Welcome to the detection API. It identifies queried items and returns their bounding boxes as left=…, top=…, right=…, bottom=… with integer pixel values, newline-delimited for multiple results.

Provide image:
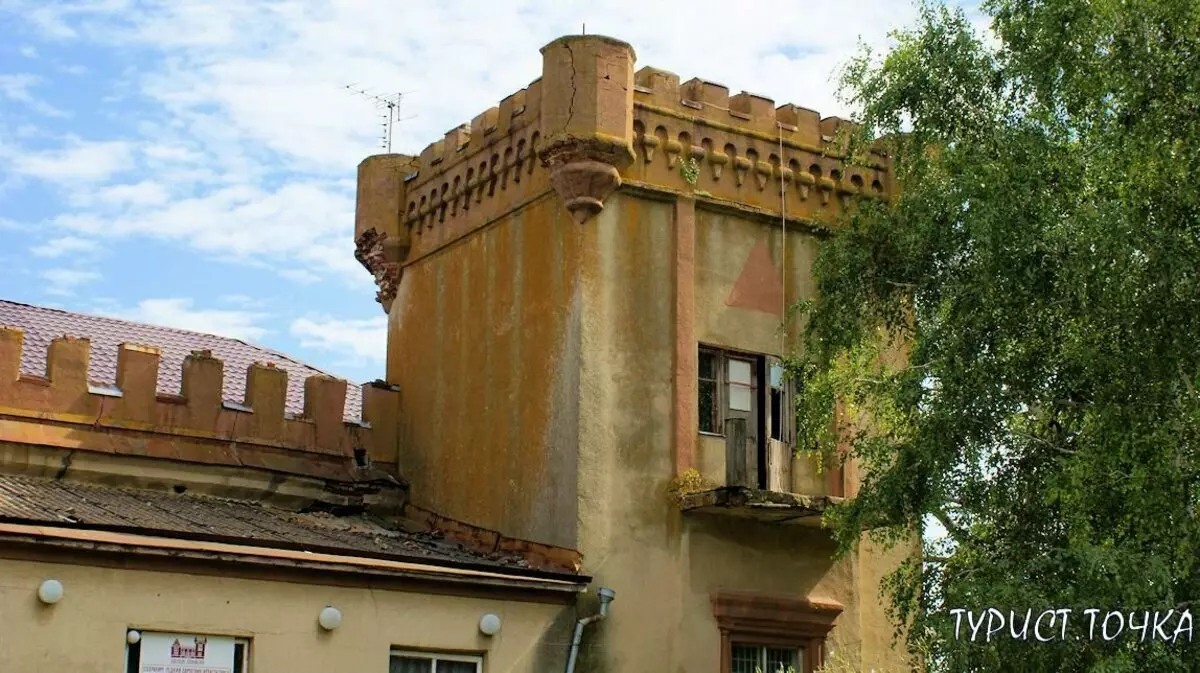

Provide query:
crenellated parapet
left=0, top=327, right=400, bottom=484
left=353, top=34, right=892, bottom=309
left=626, top=67, right=891, bottom=221
left=353, top=83, right=551, bottom=311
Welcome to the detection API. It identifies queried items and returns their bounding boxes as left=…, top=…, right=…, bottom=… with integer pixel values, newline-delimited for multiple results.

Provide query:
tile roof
left=0, top=299, right=362, bottom=422
left=0, top=474, right=558, bottom=574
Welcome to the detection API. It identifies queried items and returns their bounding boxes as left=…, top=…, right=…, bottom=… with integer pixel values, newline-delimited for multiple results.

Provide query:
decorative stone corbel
left=641, top=134, right=661, bottom=162
left=818, top=176, right=836, bottom=205
left=665, top=139, right=682, bottom=168
left=754, top=161, right=772, bottom=191
left=733, top=156, right=752, bottom=187
left=540, top=136, right=634, bottom=224
left=796, top=171, right=815, bottom=200
left=708, top=151, right=729, bottom=180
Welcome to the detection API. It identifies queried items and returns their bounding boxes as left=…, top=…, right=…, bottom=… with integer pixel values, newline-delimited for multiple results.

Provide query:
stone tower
left=354, top=34, right=907, bottom=673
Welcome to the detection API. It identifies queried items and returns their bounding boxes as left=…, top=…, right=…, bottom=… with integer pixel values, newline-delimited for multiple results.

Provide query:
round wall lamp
left=318, top=606, right=343, bottom=631
left=479, top=613, right=502, bottom=636
left=127, top=630, right=142, bottom=645
left=37, top=579, right=63, bottom=605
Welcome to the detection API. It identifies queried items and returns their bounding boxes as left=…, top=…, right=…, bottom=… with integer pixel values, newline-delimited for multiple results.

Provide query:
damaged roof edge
left=0, top=522, right=590, bottom=593
left=0, top=518, right=588, bottom=584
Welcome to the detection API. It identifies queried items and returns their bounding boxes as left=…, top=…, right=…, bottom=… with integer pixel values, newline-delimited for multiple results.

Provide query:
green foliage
left=680, top=156, right=700, bottom=184
left=792, top=0, right=1200, bottom=670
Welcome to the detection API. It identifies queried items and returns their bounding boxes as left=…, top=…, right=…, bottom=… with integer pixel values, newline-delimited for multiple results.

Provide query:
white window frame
left=390, top=649, right=483, bottom=673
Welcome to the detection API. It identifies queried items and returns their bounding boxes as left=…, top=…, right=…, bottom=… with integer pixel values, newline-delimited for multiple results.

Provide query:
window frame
left=731, top=641, right=804, bottom=673
left=698, top=347, right=724, bottom=436
left=698, top=345, right=768, bottom=438
left=725, top=356, right=756, bottom=413
left=711, top=592, right=842, bottom=673
left=390, top=649, right=484, bottom=673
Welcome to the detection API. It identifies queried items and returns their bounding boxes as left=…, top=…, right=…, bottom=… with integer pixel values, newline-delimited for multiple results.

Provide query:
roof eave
left=0, top=522, right=590, bottom=595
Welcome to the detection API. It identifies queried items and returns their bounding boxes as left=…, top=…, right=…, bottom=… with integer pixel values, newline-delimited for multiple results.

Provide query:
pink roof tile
left=0, top=299, right=362, bottom=422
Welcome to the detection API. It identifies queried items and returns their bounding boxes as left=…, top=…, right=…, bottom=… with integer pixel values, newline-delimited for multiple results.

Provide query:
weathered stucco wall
left=387, top=193, right=582, bottom=549
left=0, top=554, right=573, bottom=673
left=575, top=191, right=685, bottom=670
left=568, top=191, right=909, bottom=672
left=691, top=205, right=830, bottom=494
left=692, top=206, right=817, bottom=356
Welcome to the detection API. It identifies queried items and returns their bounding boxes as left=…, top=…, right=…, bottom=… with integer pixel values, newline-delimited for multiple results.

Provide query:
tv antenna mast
left=343, top=84, right=417, bottom=153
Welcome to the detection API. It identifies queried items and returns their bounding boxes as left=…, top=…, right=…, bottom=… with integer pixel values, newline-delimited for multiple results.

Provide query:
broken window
left=698, top=347, right=760, bottom=437
left=699, top=348, right=798, bottom=492
left=767, top=358, right=796, bottom=444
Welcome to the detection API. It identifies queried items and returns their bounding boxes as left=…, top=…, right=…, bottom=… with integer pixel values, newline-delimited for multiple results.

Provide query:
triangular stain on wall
left=725, top=238, right=784, bottom=315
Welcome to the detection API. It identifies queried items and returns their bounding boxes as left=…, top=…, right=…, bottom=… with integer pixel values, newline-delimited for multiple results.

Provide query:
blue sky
left=0, top=0, right=973, bottom=385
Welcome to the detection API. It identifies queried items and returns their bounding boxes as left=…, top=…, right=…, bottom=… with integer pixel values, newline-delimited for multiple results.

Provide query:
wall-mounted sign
left=138, top=632, right=236, bottom=673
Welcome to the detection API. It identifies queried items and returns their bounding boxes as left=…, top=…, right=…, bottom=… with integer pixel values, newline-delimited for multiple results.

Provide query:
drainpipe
left=564, top=587, right=615, bottom=673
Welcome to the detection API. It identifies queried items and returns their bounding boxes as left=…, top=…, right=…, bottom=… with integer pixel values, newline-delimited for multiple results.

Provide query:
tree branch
left=932, top=509, right=973, bottom=546
left=1010, top=429, right=1077, bottom=456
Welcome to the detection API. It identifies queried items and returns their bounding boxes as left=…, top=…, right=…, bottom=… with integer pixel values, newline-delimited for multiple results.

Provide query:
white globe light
left=479, top=613, right=502, bottom=636
left=127, top=630, right=142, bottom=645
left=318, top=606, right=342, bottom=631
left=37, top=579, right=63, bottom=605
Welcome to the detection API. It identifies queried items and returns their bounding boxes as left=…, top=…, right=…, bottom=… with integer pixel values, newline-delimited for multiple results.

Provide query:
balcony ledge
left=678, top=486, right=841, bottom=525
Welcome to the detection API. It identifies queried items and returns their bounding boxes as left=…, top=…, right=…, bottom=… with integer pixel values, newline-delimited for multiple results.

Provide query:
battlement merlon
left=0, top=327, right=400, bottom=481
left=352, top=34, right=894, bottom=308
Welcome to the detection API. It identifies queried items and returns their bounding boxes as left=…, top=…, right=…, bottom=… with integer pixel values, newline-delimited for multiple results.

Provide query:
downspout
left=564, top=587, right=615, bottom=673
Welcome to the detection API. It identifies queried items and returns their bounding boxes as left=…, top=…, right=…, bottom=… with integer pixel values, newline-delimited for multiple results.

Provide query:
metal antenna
left=344, top=84, right=417, bottom=153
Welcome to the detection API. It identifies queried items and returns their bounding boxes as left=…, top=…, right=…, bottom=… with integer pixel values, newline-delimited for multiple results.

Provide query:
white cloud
left=290, top=314, right=387, bottom=365
left=0, top=73, right=67, bottom=117
left=41, top=268, right=101, bottom=296
left=9, top=137, right=133, bottom=182
left=19, top=45, right=38, bottom=58
left=104, top=298, right=271, bottom=341
left=30, top=235, right=103, bottom=258
left=0, top=74, right=38, bottom=98
left=68, top=180, right=170, bottom=208
left=279, top=268, right=321, bottom=284
left=49, top=180, right=358, bottom=282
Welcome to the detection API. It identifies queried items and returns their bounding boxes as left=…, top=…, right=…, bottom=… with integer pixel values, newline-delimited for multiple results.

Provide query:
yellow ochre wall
left=384, top=186, right=910, bottom=671
left=375, top=30, right=910, bottom=669
left=693, top=207, right=816, bottom=355
left=570, top=193, right=881, bottom=672
left=387, top=192, right=583, bottom=549
left=691, top=206, right=831, bottom=494
left=0, top=555, right=573, bottom=673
